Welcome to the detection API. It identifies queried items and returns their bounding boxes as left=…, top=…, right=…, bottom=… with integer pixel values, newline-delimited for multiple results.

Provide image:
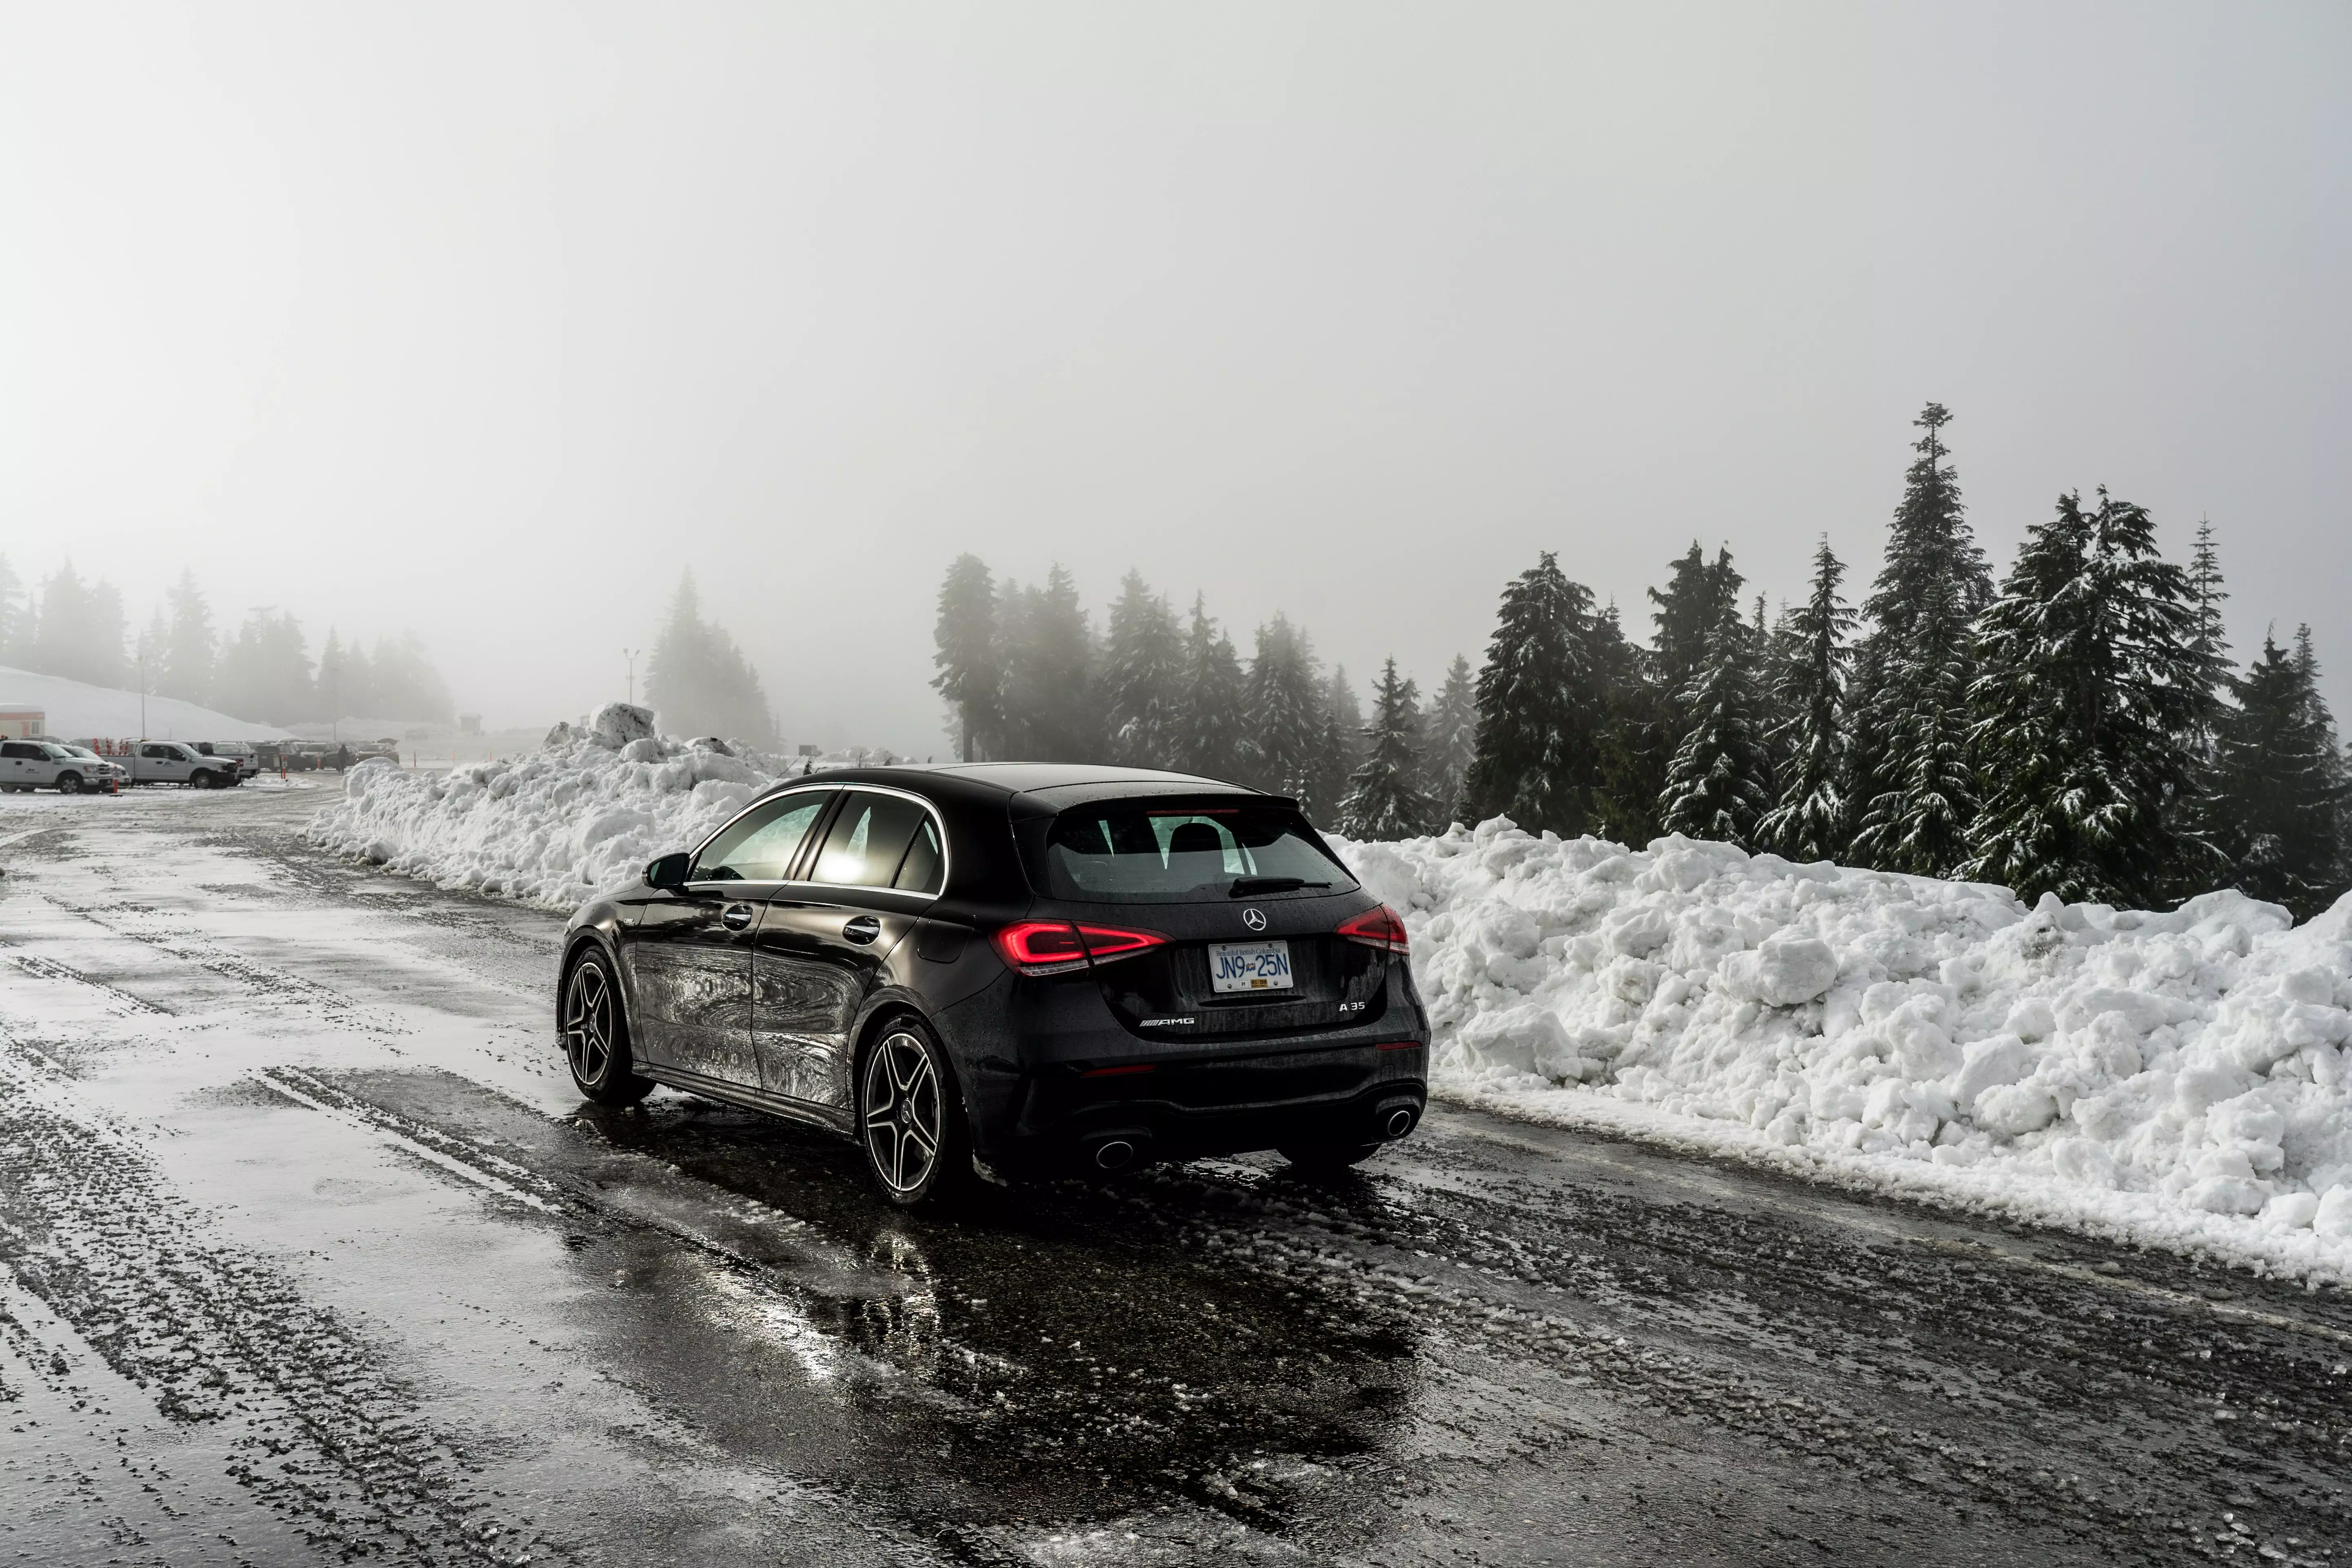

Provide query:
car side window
left=695, top=793, right=831, bottom=883
left=2, top=742, right=37, bottom=760
left=811, top=791, right=937, bottom=890
left=893, top=818, right=944, bottom=894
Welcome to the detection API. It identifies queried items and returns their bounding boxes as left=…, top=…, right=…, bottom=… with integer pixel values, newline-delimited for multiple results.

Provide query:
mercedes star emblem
left=1242, top=907, right=1268, bottom=931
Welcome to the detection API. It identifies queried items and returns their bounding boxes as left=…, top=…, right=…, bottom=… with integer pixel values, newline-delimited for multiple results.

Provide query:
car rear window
left=1035, top=801, right=1356, bottom=903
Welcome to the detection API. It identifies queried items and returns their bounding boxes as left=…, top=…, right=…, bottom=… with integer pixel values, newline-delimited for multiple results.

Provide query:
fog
left=4, top=2, right=2347, bottom=752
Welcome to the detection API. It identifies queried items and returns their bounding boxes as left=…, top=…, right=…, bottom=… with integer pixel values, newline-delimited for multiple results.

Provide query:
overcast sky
left=4, top=2, right=2347, bottom=751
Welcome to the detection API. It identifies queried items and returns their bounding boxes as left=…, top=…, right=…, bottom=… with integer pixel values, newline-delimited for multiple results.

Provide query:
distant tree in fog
left=997, top=566, right=1098, bottom=763
left=1173, top=593, right=1246, bottom=781
left=0, top=555, right=27, bottom=662
left=213, top=610, right=315, bottom=726
left=157, top=570, right=217, bottom=702
left=646, top=571, right=776, bottom=745
left=930, top=554, right=1001, bottom=762
left=1419, top=654, right=1477, bottom=827
left=1100, top=571, right=1186, bottom=768
left=1237, top=613, right=1324, bottom=799
left=365, top=633, right=455, bottom=724
left=21, top=562, right=130, bottom=688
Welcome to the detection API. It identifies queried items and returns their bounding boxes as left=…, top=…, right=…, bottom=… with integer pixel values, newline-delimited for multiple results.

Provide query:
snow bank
left=1331, top=818, right=2352, bottom=1279
left=306, top=704, right=864, bottom=907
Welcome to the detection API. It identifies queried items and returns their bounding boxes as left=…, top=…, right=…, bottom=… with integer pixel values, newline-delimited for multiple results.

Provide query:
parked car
left=557, top=764, right=1429, bottom=1208
left=128, top=741, right=239, bottom=788
left=47, top=742, right=129, bottom=790
left=0, top=739, right=118, bottom=793
left=353, top=737, right=401, bottom=764
left=194, top=741, right=257, bottom=779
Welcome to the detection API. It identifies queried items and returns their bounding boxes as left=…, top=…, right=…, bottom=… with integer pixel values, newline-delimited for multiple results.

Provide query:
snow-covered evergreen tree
left=1173, top=595, right=1246, bottom=782
left=1961, top=490, right=2211, bottom=906
left=1459, top=552, right=1605, bottom=836
left=1755, top=537, right=1853, bottom=862
left=1100, top=571, right=1186, bottom=767
left=2213, top=629, right=2350, bottom=917
left=1304, top=665, right=1366, bottom=818
left=931, top=555, right=1000, bottom=761
left=1658, top=602, right=1772, bottom=846
left=1336, top=658, right=1436, bottom=840
left=1849, top=403, right=1991, bottom=875
left=1237, top=613, right=1325, bottom=795
left=1419, top=654, right=1478, bottom=823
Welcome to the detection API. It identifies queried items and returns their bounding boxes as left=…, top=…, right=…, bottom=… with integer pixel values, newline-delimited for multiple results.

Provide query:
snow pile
left=306, top=704, right=864, bottom=907
left=1333, top=818, right=2352, bottom=1276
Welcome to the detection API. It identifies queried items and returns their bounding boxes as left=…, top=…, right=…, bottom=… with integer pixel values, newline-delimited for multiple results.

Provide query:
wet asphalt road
left=2, top=785, right=2350, bottom=1567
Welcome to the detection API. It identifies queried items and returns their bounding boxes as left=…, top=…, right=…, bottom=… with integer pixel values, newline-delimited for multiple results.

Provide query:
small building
left=0, top=707, right=44, bottom=740
left=458, top=713, right=483, bottom=736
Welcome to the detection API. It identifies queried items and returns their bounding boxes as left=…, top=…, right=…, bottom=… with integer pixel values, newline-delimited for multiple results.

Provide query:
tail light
left=993, top=920, right=1170, bottom=976
left=1336, top=904, right=1410, bottom=955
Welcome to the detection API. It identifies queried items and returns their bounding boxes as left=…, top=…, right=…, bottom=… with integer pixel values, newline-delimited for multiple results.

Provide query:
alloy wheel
left=562, top=960, right=614, bottom=1086
left=862, top=1031, right=942, bottom=1196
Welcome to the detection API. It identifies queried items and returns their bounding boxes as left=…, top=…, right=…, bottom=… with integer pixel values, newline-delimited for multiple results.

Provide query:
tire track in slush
left=0, top=1050, right=560, bottom=1567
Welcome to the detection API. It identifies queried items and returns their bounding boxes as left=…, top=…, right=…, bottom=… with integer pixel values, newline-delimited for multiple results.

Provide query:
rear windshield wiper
left=1228, top=876, right=1330, bottom=896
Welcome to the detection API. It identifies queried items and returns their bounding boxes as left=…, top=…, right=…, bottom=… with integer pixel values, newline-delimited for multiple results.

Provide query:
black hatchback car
left=557, top=764, right=1429, bottom=1206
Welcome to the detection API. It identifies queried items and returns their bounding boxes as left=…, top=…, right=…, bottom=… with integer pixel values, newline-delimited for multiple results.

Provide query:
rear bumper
left=987, top=1051, right=1428, bottom=1174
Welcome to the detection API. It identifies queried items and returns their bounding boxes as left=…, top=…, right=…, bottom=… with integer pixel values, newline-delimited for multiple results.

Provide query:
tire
left=560, top=948, right=654, bottom=1106
left=858, top=1017, right=972, bottom=1208
left=1279, top=1142, right=1384, bottom=1173
left=55, top=772, right=82, bottom=795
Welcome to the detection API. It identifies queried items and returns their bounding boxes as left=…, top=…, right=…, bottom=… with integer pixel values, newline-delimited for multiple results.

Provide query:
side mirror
left=644, top=851, right=691, bottom=891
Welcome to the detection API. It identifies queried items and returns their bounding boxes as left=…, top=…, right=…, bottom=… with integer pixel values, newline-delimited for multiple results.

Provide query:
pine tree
left=1849, top=403, right=1992, bottom=875
left=1419, top=654, right=1478, bottom=826
left=213, top=610, right=314, bottom=726
left=1459, top=552, right=1605, bottom=836
left=645, top=571, right=778, bottom=743
left=1336, top=659, right=1437, bottom=840
left=1962, top=490, right=2212, bottom=906
left=1237, top=613, right=1325, bottom=796
left=1659, top=601, right=1772, bottom=846
left=1100, top=571, right=1186, bottom=768
left=157, top=570, right=216, bottom=703
left=1173, top=594, right=1247, bottom=781
left=1304, top=665, right=1366, bottom=818
left=365, top=633, right=455, bottom=722
left=24, top=562, right=131, bottom=688
left=2212, top=630, right=2350, bottom=917
left=315, top=628, right=361, bottom=722
left=0, top=555, right=24, bottom=660
left=1755, top=538, right=1854, bottom=861
left=998, top=566, right=1098, bottom=762
left=930, top=554, right=1000, bottom=762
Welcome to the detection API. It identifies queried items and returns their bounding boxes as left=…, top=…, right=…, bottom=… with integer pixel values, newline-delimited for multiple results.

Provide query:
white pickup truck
left=0, top=739, right=120, bottom=793
left=128, top=741, right=240, bottom=789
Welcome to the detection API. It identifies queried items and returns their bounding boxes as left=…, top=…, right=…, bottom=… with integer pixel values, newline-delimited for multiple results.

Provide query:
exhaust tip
left=1093, top=1139, right=1135, bottom=1172
left=1384, top=1108, right=1416, bottom=1139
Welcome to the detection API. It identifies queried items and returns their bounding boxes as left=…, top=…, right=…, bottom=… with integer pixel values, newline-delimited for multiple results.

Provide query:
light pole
left=138, top=654, right=147, bottom=743
left=624, top=648, right=638, bottom=706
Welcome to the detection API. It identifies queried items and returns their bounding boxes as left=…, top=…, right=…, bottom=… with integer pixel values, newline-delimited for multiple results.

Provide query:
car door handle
left=721, top=903, right=755, bottom=931
left=843, top=915, right=881, bottom=945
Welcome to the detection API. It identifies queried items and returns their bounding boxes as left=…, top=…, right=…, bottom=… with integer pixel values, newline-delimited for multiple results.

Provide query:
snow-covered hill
left=0, top=665, right=294, bottom=743
left=308, top=711, right=2352, bottom=1277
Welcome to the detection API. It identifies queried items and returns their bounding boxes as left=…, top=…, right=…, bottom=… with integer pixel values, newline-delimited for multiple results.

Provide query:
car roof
left=753, top=762, right=1279, bottom=811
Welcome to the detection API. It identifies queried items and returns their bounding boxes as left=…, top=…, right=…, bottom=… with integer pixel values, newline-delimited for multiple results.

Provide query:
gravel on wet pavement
left=2, top=784, right=2348, bottom=1566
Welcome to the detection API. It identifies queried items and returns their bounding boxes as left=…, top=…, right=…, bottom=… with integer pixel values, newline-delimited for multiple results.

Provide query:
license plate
left=1208, top=939, right=1293, bottom=993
